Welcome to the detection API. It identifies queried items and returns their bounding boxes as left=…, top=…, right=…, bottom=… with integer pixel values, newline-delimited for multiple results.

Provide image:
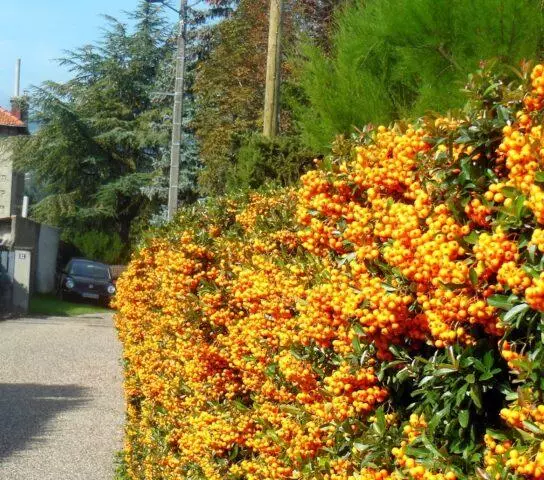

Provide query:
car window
left=69, top=262, right=110, bottom=279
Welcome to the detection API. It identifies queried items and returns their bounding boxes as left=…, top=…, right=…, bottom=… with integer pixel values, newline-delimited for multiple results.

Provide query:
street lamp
left=146, top=0, right=188, bottom=221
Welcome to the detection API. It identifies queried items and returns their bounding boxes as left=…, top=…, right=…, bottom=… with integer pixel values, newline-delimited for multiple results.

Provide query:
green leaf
left=455, top=135, right=472, bottom=144
left=485, top=429, right=509, bottom=441
left=522, top=420, right=544, bottom=435
left=428, top=405, right=450, bottom=430
left=395, top=367, right=411, bottom=383
left=513, top=194, right=527, bottom=218
left=351, top=323, right=365, bottom=336
left=353, top=442, right=370, bottom=452
left=465, top=373, right=476, bottom=384
left=487, top=294, right=514, bottom=310
left=496, top=105, right=511, bottom=124
left=265, top=363, right=277, bottom=375
left=479, top=371, right=494, bottom=381
left=434, top=367, right=458, bottom=376
left=463, top=231, right=479, bottom=245
left=352, top=335, right=362, bottom=355
left=528, top=244, right=537, bottom=263
left=472, top=358, right=486, bottom=373
left=469, top=268, right=478, bottom=287
left=483, top=351, right=494, bottom=369
left=500, top=187, right=519, bottom=199
left=373, top=407, right=386, bottom=436
left=419, top=375, right=435, bottom=386
left=459, top=410, right=470, bottom=428
left=535, top=171, right=544, bottom=183
left=233, top=400, right=250, bottom=412
left=421, top=434, right=444, bottom=459
left=439, top=281, right=468, bottom=291
left=522, top=264, right=540, bottom=279
left=504, top=303, right=530, bottom=323
left=470, top=385, right=483, bottom=409
left=456, top=383, right=469, bottom=406
left=404, top=446, right=429, bottom=458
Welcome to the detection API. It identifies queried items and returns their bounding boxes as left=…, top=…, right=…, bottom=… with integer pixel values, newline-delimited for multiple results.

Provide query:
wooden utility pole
left=167, top=0, right=188, bottom=221
left=263, top=0, right=283, bottom=138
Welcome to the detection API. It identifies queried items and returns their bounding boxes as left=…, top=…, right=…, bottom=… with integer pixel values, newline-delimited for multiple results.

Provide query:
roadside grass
left=29, top=294, right=112, bottom=317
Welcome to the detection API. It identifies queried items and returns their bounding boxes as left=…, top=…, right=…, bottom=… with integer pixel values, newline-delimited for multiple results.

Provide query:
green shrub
left=293, top=0, right=544, bottom=152
left=226, top=133, right=315, bottom=193
left=66, top=230, right=125, bottom=265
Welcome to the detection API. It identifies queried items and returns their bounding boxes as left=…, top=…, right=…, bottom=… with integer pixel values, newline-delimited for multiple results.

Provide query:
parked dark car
left=57, top=258, right=116, bottom=305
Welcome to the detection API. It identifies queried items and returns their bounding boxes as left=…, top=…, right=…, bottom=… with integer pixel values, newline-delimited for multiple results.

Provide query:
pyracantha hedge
left=114, top=64, right=544, bottom=480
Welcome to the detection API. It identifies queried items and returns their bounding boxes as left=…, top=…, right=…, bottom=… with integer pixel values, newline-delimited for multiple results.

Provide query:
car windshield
left=70, top=262, right=109, bottom=279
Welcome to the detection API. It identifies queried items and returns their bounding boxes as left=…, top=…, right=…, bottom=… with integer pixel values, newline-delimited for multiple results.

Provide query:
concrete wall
left=0, top=217, right=60, bottom=312
left=36, top=225, right=60, bottom=294
left=12, top=249, right=32, bottom=312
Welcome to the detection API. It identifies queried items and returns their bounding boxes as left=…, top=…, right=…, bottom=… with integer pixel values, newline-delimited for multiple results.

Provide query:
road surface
left=0, top=313, right=124, bottom=479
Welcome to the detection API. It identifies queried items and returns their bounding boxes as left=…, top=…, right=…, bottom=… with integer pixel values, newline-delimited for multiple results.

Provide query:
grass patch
left=29, top=294, right=112, bottom=317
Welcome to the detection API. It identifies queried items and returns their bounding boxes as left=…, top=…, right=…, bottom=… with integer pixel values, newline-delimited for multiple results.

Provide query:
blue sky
left=0, top=0, right=179, bottom=109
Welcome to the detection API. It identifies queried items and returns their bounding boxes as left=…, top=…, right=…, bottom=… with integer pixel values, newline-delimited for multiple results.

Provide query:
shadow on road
left=0, top=383, right=91, bottom=460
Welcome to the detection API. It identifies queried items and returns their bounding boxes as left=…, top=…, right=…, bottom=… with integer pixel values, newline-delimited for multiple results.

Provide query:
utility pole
left=263, top=0, right=283, bottom=138
left=146, top=0, right=187, bottom=220
left=167, top=0, right=188, bottom=221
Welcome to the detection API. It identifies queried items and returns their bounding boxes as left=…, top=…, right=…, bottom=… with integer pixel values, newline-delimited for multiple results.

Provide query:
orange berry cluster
left=485, top=407, right=544, bottom=480
left=500, top=341, right=527, bottom=371
left=465, top=198, right=492, bottom=227
left=531, top=229, right=544, bottom=252
left=505, top=444, right=544, bottom=479
left=497, top=261, right=532, bottom=295
left=501, top=403, right=544, bottom=431
left=390, top=414, right=457, bottom=480
left=483, top=433, right=514, bottom=477
left=115, top=65, right=544, bottom=479
left=115, top=189, right=393, bottom=479
left=487, top=395, right=544, bottom=479
left=526, top=273, right=544, bottom=311
left=474, top=229, right=519, bottom=277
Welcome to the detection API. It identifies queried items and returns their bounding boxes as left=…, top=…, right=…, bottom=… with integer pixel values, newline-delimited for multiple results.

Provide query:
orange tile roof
left=0, top=106, right=25, bottom=127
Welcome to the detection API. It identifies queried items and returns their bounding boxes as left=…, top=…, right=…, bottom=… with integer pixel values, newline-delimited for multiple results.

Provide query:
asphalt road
left=0, top=313, right=124, bottom=479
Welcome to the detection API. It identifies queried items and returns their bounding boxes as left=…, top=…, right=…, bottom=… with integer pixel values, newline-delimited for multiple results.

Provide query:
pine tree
left=12, top=2, right=171, bottom=256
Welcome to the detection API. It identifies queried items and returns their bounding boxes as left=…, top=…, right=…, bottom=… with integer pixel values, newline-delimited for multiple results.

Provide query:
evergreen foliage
left=143, top=1, right=238, bottom=212
left=11, top=1, right=236, bottom=253
left=67, top=229, right=125, bottom=265
left=226, top=133, right=315, bottom=192
left=12, top=1, right=171, bottom=252
left=193, top=0, right=271, bottom=196
left=294, top=0, right=544, bottom=152
left=193, top=0, right=343, bottom=196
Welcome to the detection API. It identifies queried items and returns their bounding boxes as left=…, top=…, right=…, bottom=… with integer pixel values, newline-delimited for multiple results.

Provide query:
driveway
left=0, top=313, right=124, bottom=479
